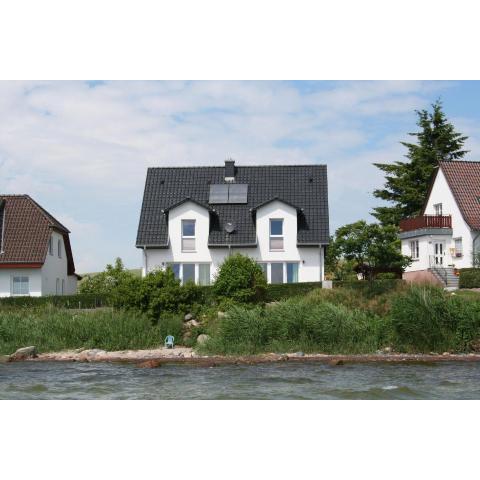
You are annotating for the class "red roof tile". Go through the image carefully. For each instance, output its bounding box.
[439,161,480,230]
[0,195,76,274]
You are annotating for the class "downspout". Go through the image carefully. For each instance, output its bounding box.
[143,246,148,276]
[473,232,480,267]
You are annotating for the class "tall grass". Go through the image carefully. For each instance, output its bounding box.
[0,307,164,355]
[202,298,389,355]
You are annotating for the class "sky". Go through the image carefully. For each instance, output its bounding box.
[2,80,480,273]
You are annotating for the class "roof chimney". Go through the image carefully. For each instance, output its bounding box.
[225,159,235,182]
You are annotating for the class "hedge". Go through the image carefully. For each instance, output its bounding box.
[333,279,404,297]
[0,294,110,309]
[266,282,323,301]
[459,268,480,289]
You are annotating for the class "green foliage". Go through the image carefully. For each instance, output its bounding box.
[79,258,139,303]
[375,272,399,280]
[459,268,480,289]
[157,314,184,342]
[213,254,267,303]
[202,299,387,355]
[0,294,109,309]
[135,268,204,320]
[372,100,468,226]
[329,220,411,278]
[390,285,480,352]
[266,282,322,301]
[0,307,162,355]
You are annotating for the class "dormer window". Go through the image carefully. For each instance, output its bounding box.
[270,219,284,250]
[434,203,443,215]
[58,239,62,258]
[49,237,53,255]
[182,219,196,251]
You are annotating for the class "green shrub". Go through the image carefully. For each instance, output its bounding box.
[266,282,322,301]
[390,285,462,352]
[0,294,110,309]
[136,268,204,320]
[459,268,480,289]
[375,272,398,280]
[213,254,267,303]
[333,279,403,298]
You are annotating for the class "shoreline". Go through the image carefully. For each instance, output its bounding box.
[11,347,480,367]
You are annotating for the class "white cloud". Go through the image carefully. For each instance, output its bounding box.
[0,80,458,270]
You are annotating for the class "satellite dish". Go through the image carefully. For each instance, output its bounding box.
[224,222,235,234]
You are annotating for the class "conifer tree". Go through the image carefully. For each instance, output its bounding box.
[372,100,468,225]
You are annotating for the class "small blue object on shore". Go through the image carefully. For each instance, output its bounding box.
[164,335,175,349]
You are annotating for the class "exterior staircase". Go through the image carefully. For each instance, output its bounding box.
[429,266,459,290]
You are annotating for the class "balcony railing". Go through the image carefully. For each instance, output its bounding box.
[399,215,452,232]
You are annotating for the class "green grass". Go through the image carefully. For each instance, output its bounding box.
[0,307,163,355]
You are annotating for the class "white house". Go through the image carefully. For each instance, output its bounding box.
[399,160,480,288]
[0,195,80,297]
[136,160,330,284]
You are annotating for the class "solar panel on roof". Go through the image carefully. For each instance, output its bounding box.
[228,184,248,203]
[209,184,229,203]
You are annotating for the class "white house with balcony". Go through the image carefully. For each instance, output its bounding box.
[136,160,330,284]
[399,160,480,288]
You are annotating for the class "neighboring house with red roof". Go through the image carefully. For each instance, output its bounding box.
[0,195,80,297]
[399,160,480,288]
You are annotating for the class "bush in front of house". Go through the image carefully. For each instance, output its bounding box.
[213,254,267,303]
[459,268,480,289]
[135,268,205,321]
[266,282,322,301]
[0,294,110,309]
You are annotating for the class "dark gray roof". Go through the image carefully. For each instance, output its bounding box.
[136,164,329,248]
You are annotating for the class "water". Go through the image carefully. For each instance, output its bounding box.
[1,360,480,399]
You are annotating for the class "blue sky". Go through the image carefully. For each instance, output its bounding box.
[1,80,480,273]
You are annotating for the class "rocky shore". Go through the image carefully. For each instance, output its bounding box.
[4,345,480,367]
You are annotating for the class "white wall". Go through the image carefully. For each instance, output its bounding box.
[0,268,42,297]
[41,231,76,295]
[403,167,474,271]
[142,199,324,283]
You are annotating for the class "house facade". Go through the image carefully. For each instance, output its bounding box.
[399,161,480,287]
[136,160,329,284]
[0,195,80,297]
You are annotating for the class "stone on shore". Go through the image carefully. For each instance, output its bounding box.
[0,355,10,363]
[329,359,344,366]
[137,359,162,368]
[185,319,199,328]
[217,311,226,318]
[196,334,211,345]
[10,346,38,361]
[184,313,193,322]
[294,351,305,357]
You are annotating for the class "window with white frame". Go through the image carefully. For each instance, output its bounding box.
[181,219,196,251]
[12,276,29,296]
[56,278,60,294]
[61,279,65,295]
[454,237,463,257]
[270,263,284,284]
[269,219,284,250]
[48,237,53,255]
[166,263,181,280]
[182,264,195,284]
[286,262,299,283]
[409,240,419,259]
[198,264,210,285]
[58,239,62,258]
[434,203,443,216]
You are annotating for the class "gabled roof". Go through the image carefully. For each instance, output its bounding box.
[437,161,480,230]
[251,197,303,212]
[136,163,329,247]
[0,194,76,274]
[162,197,212,213]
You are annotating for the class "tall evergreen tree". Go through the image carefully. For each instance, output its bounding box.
[372,100,468,226]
